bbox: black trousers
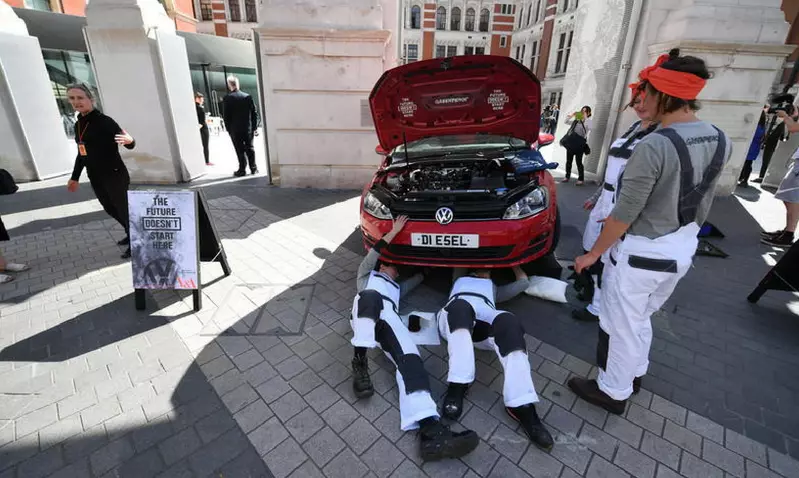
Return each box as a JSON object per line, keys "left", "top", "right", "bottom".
{"left": 740, "top": 160, "right": 754, "bottom": 182}
{"left": 229, "top": 130, "right": 256, "bottom": 172}
{"left": 759, "top": 139, "right": 780, "bottom": 179}
{"left": 200, "top": 126, "right": 210, "bottom": 164}
{"left": 566, "top": 151, "right": 585, "bottom": 181}
{"left": 88, "top": 167, "right": 130, "bottom": 236}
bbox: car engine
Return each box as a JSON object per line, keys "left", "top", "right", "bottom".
{"left": 383, "top": 161, "right": 520, "bottom": 194}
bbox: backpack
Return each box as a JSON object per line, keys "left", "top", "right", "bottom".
{"left": 0, "top": 169, "right": 18, "bottom": 195}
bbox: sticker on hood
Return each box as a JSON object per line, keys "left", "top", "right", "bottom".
{"left": 488, "top": 89, "right": 509, "bottom": 111}
{"left": 434, "top": 95, "right": 471, "bottom": 106}
{"left": 398, "top": 98, "right": 417, "bottom": 118}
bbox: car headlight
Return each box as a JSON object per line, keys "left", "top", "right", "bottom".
{"left": 503, "top": 187, "right": 548, "bottom": 220}
{"left": 363, "top": 192, "right": 393, "bottom": 220}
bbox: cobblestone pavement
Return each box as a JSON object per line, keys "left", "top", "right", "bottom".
{"left": 0, "top": 176, "right": 797, "bottom": 478}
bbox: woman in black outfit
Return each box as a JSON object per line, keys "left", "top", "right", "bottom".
{"left": 65, "top": 84, "right": 136, "bottom": 259}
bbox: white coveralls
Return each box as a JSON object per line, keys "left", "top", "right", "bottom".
{"left": 436, "top": 277, "right": 539, "bottom": 408}
{"left": 582, "top": 121, "right": 655, "bottom": 317}
{"left": 350, "top": 271, "right": 439, "bottom": 430}
{"left": 596, "top": 126, "right": 727, "bottom": 401}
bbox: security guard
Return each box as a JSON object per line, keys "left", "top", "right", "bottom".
{"left": 436, "top": 268, "right": 554, "bottom": 450}
{"left": 349, "top": 216, "right": 479, "bottom": 462}
{"left": 569, "top": 50, "right": 731, "bottom": 414}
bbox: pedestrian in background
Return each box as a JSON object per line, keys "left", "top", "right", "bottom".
{"left": 0, "top": 215, "right": 28, "bottom": 284}
{"left": 223, "top": 76, "right": 259, "bottom": 177}
{"left": 761, "top": 110, "right": 799, "bottom": 247}
{"left": 65, "top": 83, "right": 136, "bottom": 259}
{"left": 738, "top": 107, "right": 767, "bottom": 188}
{"left": 561, "top": 105, "right": 593, "bottom": 185}
{"left": 195, "top": 92, "right": 212, "bottom": 166}
{"left": 753, "top": 97, "right": 793, "bottom": 184}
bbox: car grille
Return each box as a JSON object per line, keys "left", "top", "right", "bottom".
{"left": 391, "top": 203, "right": 507, "bottom": 221}
{"left": 387, "top": 244, "right": 514, "bottom": 260}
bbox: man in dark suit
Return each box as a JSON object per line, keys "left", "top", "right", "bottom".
{"left": 223, "top": 76, "right": 259, "bottom": 177}
{"left": 195, "top": 92, "right": 212, "bottom": 165}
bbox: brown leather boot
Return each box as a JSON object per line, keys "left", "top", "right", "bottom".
{"left": 568, "top": 377, "right": 626, "bottom": 415}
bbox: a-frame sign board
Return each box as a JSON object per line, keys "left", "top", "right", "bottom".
{"left": 129, "top": 188, "right": 231, "bottom": 312}
{"left": 747, "top": 240, "right": 799, "bottom": 303}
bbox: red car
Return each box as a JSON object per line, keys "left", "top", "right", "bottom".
{"left": 360, "top": 55, "right": 559, "bottom": 268}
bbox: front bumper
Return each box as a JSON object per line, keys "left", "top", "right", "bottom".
{"left": 360, "top": 208, "right": 557, "bottom": 268}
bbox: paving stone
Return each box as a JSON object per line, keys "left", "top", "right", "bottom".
{"left": 655, "top": 464, "right": 681, "bottom": 478}
{"left": 81, "top": 399, "right": 122, "bottom": 430}
{"left": 305, "top": 349, "right": 337, "bottom": 373}
{"left": 62, "top": 424, "right": 110, "bottom": 463}
{"left": 90, "top": 437, "right": 136, "bottom": 476}
{"left": 686, "top": 411, "right": 724, "bottom": 444}
{"left": 303, "top": 426, "right": 346, "bottom": 467}
{"left": 640, "top": 431, "right": 681, "bottom": 471}
{"left": 662, "top": 419, "right": 702, "bottom": 456}
{"left": 47, "top": 459, "right": 91, "bottom": 478}
{"left": 285, "top": 408, "right": 325, "bottom": 444}
{"left": 216, "top": 335, "right": 253, "bottom": 358}
{"left": 561, "top": 355, "right": 592, "bottom": 377}
{"left": 538, "top": 360, "right": 571, "bottom": 384}
{"left": 318, "top": 362, "right": 351, "bottom": 388}
{"left": 488, "top": 424, "right": 529, "bottom": 462}
{"left": 650, "top": 396, "right": 687, "bottom": 426}
{"left": 209, "top": 368, "right": 246, "bottom": 397}
{"left": 16, "top": 404, "right": 58, "bottom": 438}
{"left": 16, "top": 444, "right": 64, "bottom": 478}
{"left": 746, "top": 460, "right": 783, "bottom": 478}
{"left": 630, "top": 388, "right": 653, "bottom": 409}
{"left": 394, "top": 432, "right": 423, "bottom": 465}
{"left": 680, "top": 452, "right": 724, "bottom": 478}
{"left": 341, "top": 416, "right": 383, "bottom": 455}
{"left": 322, "top": 399, "right": 360, "bottom": 433}
{"left": 388, "top": 460, "right": 426, "bottom": 478}
{"left": 249, "top": 335, "right": 282, "bottom": 354}
{"left": 242, "top": 360, "right": 278, "bottom": 388}
{"left": 586, "top": 455, "right": 631, "bottom": 478}
{"left": 115, "top": 447, "right": 166, "bottom": 478}
{"left": 461, "top": 405, "right": 499, "bottom": 441}
{"left": 544, "top": 404, "right": 583, "bottom": 437}
{"left": 769, "top": 449, "right": 799, "bottom": 478}
{"left": 488, "top": 456, "right": 533, "bottom": 478}
{"left": 221, "top": 383, "right": 259, "bottom": 414}
{"left": 323, "top": 447, "right": 368, "bottom": 478}
{"left": 571, "top": 397, "right": 608, "bottom": 429}
{"left": 104, "top": 406, "right": 148, "bottom": 441}
{"left": 288, "top": 460, "right": 325, "bottom": 478}
{"left": 460, "top": 440, "right": 500, "bottom": 477}
{"left": 360, "top": 437, "right": 405, "bottom": 478}
{"left": 170, "top": 393, "right": 223, "bottom": 432}
{"left": 626, "top": 403, "right": 665, "bottom": 435}
{"left": 249, "top": 417, "right": 290, "bottom": 456}
{"left": 551, "top": 433, "right": 593, "bottom": 475}
{"left": 255, "top": 375, "right": 292, "bottom": 404}
{"left": 277, "top": 356, "right": 310, "bottom": 381}
{"left": 38, "top": 414, "right": 83, "bottom": 450}
{"left": 271, "top": 390, "right": 308, "bottom": 422}
{"left": 289, "top": 369, "right": 324, "bottom": 396}
{"left": 158, "top": 427, "right": 202, "bottom": 466}
{"left": 536, "top": 343, "right": 565, "bottom": 364}
{"left": 613, "top": 442, "right": 657, "bottom": 478}
{"left": 352, "top": 392, "right": 391, "bottom": 422}
{"left": 264, "top": 437, "right": 307, "bottom": 478}
{"left": 604, "top": 414, "right": 643, "bottom": 448}
{"left": 195, "top": 407, "right": 237, "bottom": 445}
{"left": 578, "top": 423, "right": 620, "bottom": 461}
{"left": 230, "top": 348, "right": 266, "bottom": 372}
{"left": 57, "top": 389, "right": 98, "bottom": 419}
{"left": 541, "top": 382, "right": 577, "bottom": 411}
{"left": 467, "top": 382, "right": 500, "bottom": 413}
{"left": 234, "top": 399, "right": 274, "bottom": 434}
{"left": 702, "top": 438, "right": 745, "bottom": 477}
{"left": 374, "top": 407, "right": 404, "bottom": 443}
{"left": 421, "top": 458, "right": 469, "bottom": 478}
{"left": 725, "top": 429, "right": 767, "bottom": 466}
{"left": 187, "top": 426, "right": 251, "bottom": 476}
{"left": 263, "top": 343, "right": 294, "bottom": 366}
{"left": 131, "top": 419, "right": 173, "bottom": 453}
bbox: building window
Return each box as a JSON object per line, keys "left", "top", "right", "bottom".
{"left": 500, "top": 36, "right": 507, "bottom": 48}
{"left": 451, "top": 7, "right": 461, "bottom": 30}
{"left": 475, "top": 47, "right": 485, "bottom": 55}
{"left": 562, "top": 0, "right": 569, "bottom": 12}
{"left": 517, "top": 7, "right": 523, "bottom": 28}
{"left": 24, "top": 0, "right": 51, "bottom": 11}
{"left": 410, "top": 5, "right": 421, "bottom": 29}
{"left": 549, "top": 92, "right": 558, "bottom": 105}
{"left": 515, "top": 46, "right": 521, "bottom": 61}
{"left": 521, "top": 44, "right": 526, "bottom": 65}
{"left": 200, "top": 0, "right": 213, "bottom": 20}
{"left": 245, "top": 0, "right": 257, "bottom": 22}
{"left": 555, "top": 31, "right": 573, "bottom": 74}
{"left": 534, "top": 0, "right": 542, "bottom": 23}
{"left": 530, "top": 40, "right": 539, "bottom": 73}
{"left": 465, "top": 46, "right": 474, "bottom": 55}
{"left": 447, "top": 45, "right": 457, "bottom": 57}
{"left": 465, "top": 8, "right": 476, "bottom": 31}
{"left": 228, "top": 0, "right": 241, "bottom": 21}
{"left": 500, "top": 4, "right": 512, "bottom": 14}
{"left": 435, "top": 45, "right": 447, "bottom": 58}
{"left": 436, "top": 6, "right": 447, "bottom": 30}
{"left": 404, "top": 44, "right": 419, "bottom": 63}
{"left": 479, "top": 8, "right": 490, "bottom": 32}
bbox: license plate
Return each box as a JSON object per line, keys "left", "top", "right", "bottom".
{"left": 410, "top": 233, "right": 479, "bottom": 249}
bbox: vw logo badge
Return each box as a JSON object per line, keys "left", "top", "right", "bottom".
{"left": 435, "top": 207, "right": 454, "bottom": 225}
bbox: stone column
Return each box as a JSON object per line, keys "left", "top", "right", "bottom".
{"left": 763, "top": 132, "right": 799, "bottom": 188}
{"left": 255, "top": 0, "right": 393, "bottom": 189}
{"left": 84, "top": 0, "right": 206, "bottom": 184}
{"left": 0, "top": 2, "right": 73, "bottom": 182}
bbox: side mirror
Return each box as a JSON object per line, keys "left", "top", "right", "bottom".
{"left": 375, "top": 145, "right": 388, "bottom": 156}
{"left": 537, "top": 133, "right": 555, "bottom": 148}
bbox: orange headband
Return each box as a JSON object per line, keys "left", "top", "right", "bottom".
{"left": 646, "top": 67, "right": 706, "bottom": 100}
{"left": 628, "top": 53, "right": 671, "bottom": 98}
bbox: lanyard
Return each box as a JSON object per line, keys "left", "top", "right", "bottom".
{"left": 78, "top": 122, "right": 89, "bottom": 142}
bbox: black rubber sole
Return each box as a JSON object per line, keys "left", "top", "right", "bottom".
{"left": 567, "top": 379, "right": 626, "bottom": 415}
{"left": 353, "top": 386, "right": 374, "bottom": 399}
{"left": 420, "top": 433, "right": 479, "bottom": 462}
{"left": 505, "top": 408, "right": 553, "bottom": 451}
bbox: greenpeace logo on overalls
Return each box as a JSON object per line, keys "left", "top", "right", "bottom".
{"left": 684, "top": 135, "right": 719, "bottom": 146}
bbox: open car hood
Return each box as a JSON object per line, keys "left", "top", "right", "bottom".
{"left": 369, "top": 56, "right": 541, "bottom": 152}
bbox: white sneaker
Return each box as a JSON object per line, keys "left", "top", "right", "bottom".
{"left": 3, "top": 263, "right": 28, "bottom": 273}
{"left": 0, "top": 274, "right": 14, "bottom": 284}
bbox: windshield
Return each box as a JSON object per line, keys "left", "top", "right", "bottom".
{"left": 392, "top": 134, "right": 527, "bottom": 158}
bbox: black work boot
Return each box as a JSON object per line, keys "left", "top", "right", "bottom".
{"left": 351, "top": 356, "right": 374, "bottom": 398}
{"left": 633, "top": 376, "right": 642, "bottom": 395}
{"left": 117, "top": 236, "right": 130, "bottom": 246}
{"left": 568, "top": 377, "right": 626, "bottom": 415}
{"left": 419, "top": 418, "right": 479, "bottom": 462}
{"left": 506, "top": 404, "right": 554, "bottom": 451}
{"left": 442, "top": 383, "right": 469, "bottom": 420}
{"left": 571, "top": 308, "right": 599, "bottom": 322}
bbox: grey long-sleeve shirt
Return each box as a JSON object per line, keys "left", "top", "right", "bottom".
{"left": 356, "top": 240, "right": 423, "bottom": 297}
{"left": 451, "top": 267, "right": 529, "bottom": 304}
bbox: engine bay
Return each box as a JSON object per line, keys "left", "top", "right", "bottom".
{"left": 380, "top": 159, "right": 530, "bottom": 196}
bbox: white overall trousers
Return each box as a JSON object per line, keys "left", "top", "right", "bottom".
{"left": 350, "top": 272, "right": 438, "bottom": 430}
{"left": 437, "top": 277, "right": 539, "bottom": 408}
{"left": 583, "top": 121, "right": 653, "bottom": 317}
{"left": 596, "top": 125, "right": 726, "bottom": 401}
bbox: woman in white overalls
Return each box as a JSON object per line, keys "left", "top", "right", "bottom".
{"left": 568, "top": 50, "right": 731, "bottom": 414}
{"left": 573, "top": 89, "right": 659, "bottom": 323}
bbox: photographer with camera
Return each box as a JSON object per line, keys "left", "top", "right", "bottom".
{"left": 760, "top": 109, "right": 799, "bottom": 247}
{"left": 753, "top": 94, "right": 796, "bottom": 184}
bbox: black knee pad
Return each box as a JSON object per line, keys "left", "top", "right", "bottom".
{"left": 357, "top": 290, "right": 383, "bottom": 321}
{"left": 396, "top": 354, "right": 430, "bottom": 394}
{"left": 492, "top": 312, "right": 526, "bottom": 357}
{"left": 597, "top": 327, "right": 609, "bottom": 371}
{"left": 445, "top": 299, "right": 475, "bottom": 332}
{"left": 472, "top": 320, "right": 493, "bottom": 343}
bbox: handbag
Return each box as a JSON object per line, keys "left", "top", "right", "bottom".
{"left": 559, "top": 120, "right": 587, "bottom": 154}
{"left": 0, "top": 216, "right": 8, "bottom": 242}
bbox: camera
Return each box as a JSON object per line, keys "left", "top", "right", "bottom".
{"left": 767, "top": 93, "right": 796, "bottom": 115}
